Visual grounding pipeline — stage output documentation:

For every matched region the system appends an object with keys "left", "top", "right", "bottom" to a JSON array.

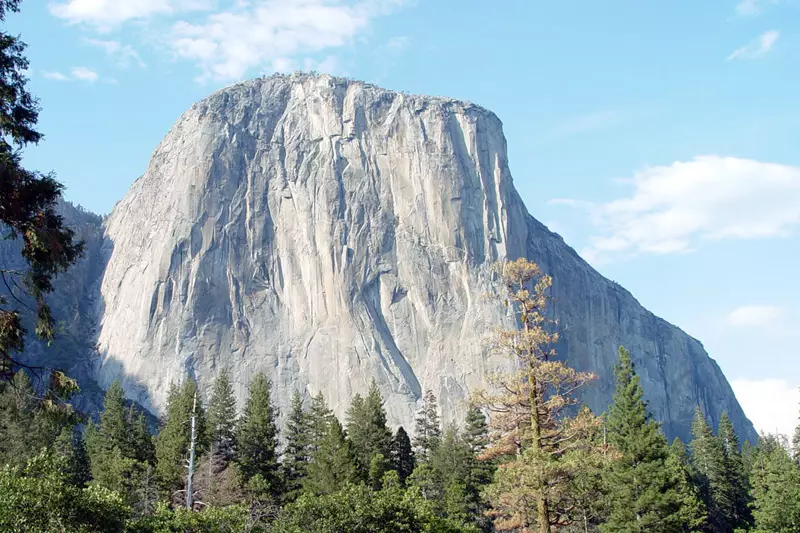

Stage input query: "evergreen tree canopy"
[
  {"left": 303, "top": 417, "right": 357, "bottom": 496},
  {"left": 690, "top": 407, "right": 731, "bottom": 533},
  {"left": 413, "top": 389, "right": 442, "bottom": 461},
  {"left": 390, "top": 426, "right": 415, "bottom": 484},
  {"left": 307, "top": 391, "right": 335, "bottom": 452},
  {"left": 0, "top": 0, "right": 82, "bottom": 388},
  {"left": 0, "top": 370, "right": 61, "bottom": 465},
  {"left": 206, "top": 369, "right": 237, "bottom": 464},
  {"left": 154, "top": 379, "right": 207, "bottom": 498},
  {"left": 281, "top": 390, "right": 311, "bottom": 502},
  {"left": 236, "top": 373, "right": 281, "bottom": 497},
  {"left": 346, "top": 380, "right": 392, "bottom": 483},
  {"left": 601, "top": 346, "right": 703, "bottom": 533},
  {"left": 54, "top": 424, "right": 91, "bottom": 487},
  {"left": 749, "top": 434, "right": 800, "bottom": 532},
  {"left": 717, "top": 412, "right": 752, "bottom": 530}
]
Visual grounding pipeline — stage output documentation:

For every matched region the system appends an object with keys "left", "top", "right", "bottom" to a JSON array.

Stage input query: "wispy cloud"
[
  {"left": 85, "top": 38, "right": 146, "bottom": 67},
  {"left": 550, "top": 110, "right": 625, "bottom": 139},
  {"left": 50, "top": 0, "right": 410, "bottom": 83},
  {"left": 731, "top": 378, "right": 799, "bottom": 437},
  {"left": 727, "top": 30, "right": 780, "bottom": 61},
  {"left": 49, "top": 0, "right": 213, "bottom": 30},
  {"left": 550, "top": 156, "right": 800, "bottom": 264},
  {"left": 43, "top": 66, "right": 100, "bottom": 82},
  {"left": 736, "top": 0, "right": 781, "bottom": 17},
  {"left": 727, "top": 305, "right": 787, "bottom": 328}
]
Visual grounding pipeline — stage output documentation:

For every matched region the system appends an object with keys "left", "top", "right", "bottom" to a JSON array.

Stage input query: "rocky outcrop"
[{"left": 12, "top": 73, "right": 754, "bottom": 442}]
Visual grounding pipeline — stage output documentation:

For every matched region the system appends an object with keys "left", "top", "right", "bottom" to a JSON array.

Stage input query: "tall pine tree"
[
  {"left": 303, "top": 416, "right": 357, "bottom": 496},
  {"left": 206, "top": 369, "right": 237, "bottom": 464},
  {"left": 390, "top": 426, "right": 415, "bottom": 484},
  {"left": 414, "top": 389, "right": 442, "bottom": 461},
  {"left": 690, "top": 407, "right": 730, "bottom": 533},
  {"left": 717, "top": 412, "right": 752, "bottom": 530},
  {"left": 282, "top": 390, "right": 311, "bottom": 502},
  {"left": 346, "top": 380, "right": 392, "bottom": 485},
  {"left": 749, "top": 434, "right": 800, "bottom": 532},
  {"left": 236, "top": 372, "right": 281, "bottom": 497},
  {"left": 602, "top": 347, "right": 704, "bottom": 533},
  {"left": 154, "top": 379, "right": 207, "bottom": 500}
]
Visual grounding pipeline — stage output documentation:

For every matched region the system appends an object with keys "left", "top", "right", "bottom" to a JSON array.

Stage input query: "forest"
[
  {"left": 1, "top": 0, "right": 800, "bottom": 531},
  {"left": 2, "top": 260, "right": 800, "bottom": 532}
]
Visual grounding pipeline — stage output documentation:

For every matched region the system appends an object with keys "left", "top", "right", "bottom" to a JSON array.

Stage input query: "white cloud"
[
  {"left": 170, "top": 1, "right": 404, "bottom": 82},
  {"left": 70, "top": 66, "right": 100, "bottom": 82},
  {"left": 49, "top": 0, "right": 212, "bottom": 30},
  {"left": 44, "top": 71, "right": 70, "bottom": 81},
  {"left": 551, "top": 156, "right": 800, "bottom": 263},
  {"left": 50, "top": 0, "right": 407, "bottom": 82},
  {"left": 731, "top": 378, "right": 799, "bottom": 437},
  {"left": 727, "top": 305, "right": 787, "bottom": 327},
  {"left": 727, "top": 30, "right": 780, "bottom": 61},
  {"left": 85, "top": 38, "right": 146, "bottom": 67},
  {"left": 736, "top": 0, "right": 780, "bottom": 17},
  {"left": 43, "top": 67, "right": 100, "bottom": 82}
]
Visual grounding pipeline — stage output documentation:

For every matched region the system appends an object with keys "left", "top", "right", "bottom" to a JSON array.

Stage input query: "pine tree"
[
  {"left": 601, "top": 347, "right": 703, "bottom": 533},
  {"left": 303, "top": 417, "right": 357, "bottom": 496},
  {"left": 307, "top": 391, "right": 335, "bottom": 451},
  {"left": 668, "top": 438, "right": 707, "bottom": 533},
  {"left": 717, "top": 412, "right": 752, "bottom": 530},
  {"left": 0, "top": 370, "right": 61, "bottom": 465},
  {"left": 207, "top": 369, "right": 237, "bottom": 463},
  {"left": 390, "top": 426, "right": 415, "bottom": 483},
  {"left": 462, "top": 404, "right": 493, "bottom": 500},
  {"left": 54, "top": 425, "right": 91, "bottom": 486},
  {"left": 414, "top": 389, "right": 442, "bottom": 461},
  {"left": 0, "top": 0, "right": 83, "bottom": 390},
  {"left": 282, "top": 390, "right": 311, "bottom": 502},
  {"left": 85, "top": 379, "right": 155, "bottom": 502},
  {"left": 98, "top": 381, "right": 132, "bottom": 457},
  {"left": 749, "top": 434, "right": 800, "bottom": 532},
  {"left": 476, "top": 259, "right": 599, "bottom": 533},
  {"left": 345, "top": 380, "right": 392, "bottom": 484},
  {"left": 236, "top": 372, "right": 281, "bottom": 497},
  {"left": 128, "top": 404, "right": 155, "bottom": 465},
  {"left": 154, "top": 379, "right": 207, "bottom": 500},
  {"left": 690, "top": 407, "right": 730, "bottom": 533}
]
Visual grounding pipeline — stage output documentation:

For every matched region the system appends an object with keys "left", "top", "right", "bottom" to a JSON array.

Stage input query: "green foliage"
[
  {"left": 155, "top": 379, "right": 207, "bottom": 499},
  {"left": 281, "top": 390, "right": 310, "bottom": 502},
  {"left": 717, "top": 412, "right": 752, "bottom": 530},
  {"left": 303, "top": 417, "right": 357, "bottom": 495},
  {"left": 307, "top": 391, "right": 335, "bottom": 451},
  {"left": 601, "top": 347, "right": 704, "bottom": 532},
  {"left": 748, "top": 434, "right": 800, "bottom": 532},
  {"left": 690, "top": 407, "right": 732, "bottom": 533},
  {"left": 0, "top": 370, "right": 62, "bottom": 465},
  {"left": 236, "top": 373, "right": 280, "bottom": 496},
  {"left": 0, "top": 0, "right": 83, "bottom": 384},
  {"left": 346, "top": 380, "right": 393, "bottom": 483},
  {"left": 0, "top": 450, "right": 129, "bottom": 533},
  {"left": 128, "top": 501, "right": 254, "bottom": 533},
  {"left": 54, "top": 425, "right": 91, "bottom": 486},
  {"left": 413, "top": 389, "right": 442, "bottom": 462},
  {"left": 390, "top": 426, "right": 415, "bottom": 483},
  {"left": 276, "top": 474, "right": 477, "bottom": 533},
  {"left": 207, "top": 369, "right": 237, "bottom": 464}
]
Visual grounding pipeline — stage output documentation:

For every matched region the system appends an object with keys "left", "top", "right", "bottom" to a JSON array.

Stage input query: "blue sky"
[{"left": 12, "top": 0, "right": 800, "bottom": 436}]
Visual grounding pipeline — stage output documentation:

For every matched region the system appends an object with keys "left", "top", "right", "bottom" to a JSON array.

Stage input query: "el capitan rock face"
[{"left": 16, "top": 73, "right": 755, "bottom": 442}]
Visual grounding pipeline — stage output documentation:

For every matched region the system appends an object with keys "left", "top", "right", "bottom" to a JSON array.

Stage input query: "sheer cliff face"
[{"left": 88, "top": 73, "right": 753, "bottom": 441}]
